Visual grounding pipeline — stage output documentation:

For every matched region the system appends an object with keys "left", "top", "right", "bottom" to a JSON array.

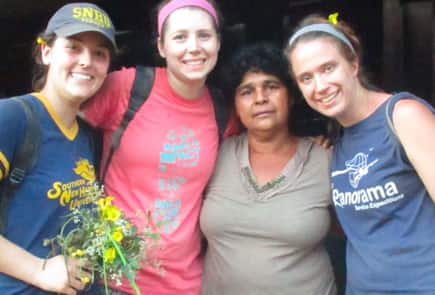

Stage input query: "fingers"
[
  {"left": 33, "top": 255, "right": 89, "bottom": 294},
  {"left": 68, "top": 275, "right": 87, "bottom": 291},
  {"left": 309, "top": 135, "right": 333, "bottom": 149},
  {"left": 62, "top": 286, "right": 78, "bottom": 295},
  {"left": 67, "top": 258, "right": 93, "bottom": 290}
]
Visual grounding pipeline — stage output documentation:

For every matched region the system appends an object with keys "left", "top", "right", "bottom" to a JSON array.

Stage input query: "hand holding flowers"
[
  {"left": 30, "top": 254, "right": 88, "bottom": 294},
  {"left": 44, "top": 184, "right": 161, "bottom": 295}
]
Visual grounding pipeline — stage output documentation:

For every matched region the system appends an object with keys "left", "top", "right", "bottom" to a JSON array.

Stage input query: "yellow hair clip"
[
  {"left": 328, "top": 12, "right": 339, "bottom": 25},
  {"left": 36, "top": 37, "right": 46, "bottom": 45}
]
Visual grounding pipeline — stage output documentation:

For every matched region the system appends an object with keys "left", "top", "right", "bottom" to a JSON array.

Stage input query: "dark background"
[
  {"left": 0, "top": 0, "right": 432, "bottom": 101},
  {"left": 0, "top": 1, "right": 432, "bottom": 293}
]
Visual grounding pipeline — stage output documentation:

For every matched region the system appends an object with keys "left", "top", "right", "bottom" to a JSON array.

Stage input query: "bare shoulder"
[
  {"left": 393, "top": 98, "right": 434, "bottom": 126},
  {"left": 392, "top": 98, "right": 435, "bottom": 145}
]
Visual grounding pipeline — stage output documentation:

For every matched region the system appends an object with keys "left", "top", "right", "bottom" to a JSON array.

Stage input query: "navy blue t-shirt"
[
  {"left": 331, "top": 92, "right": 435, "bottom": 294},
  {"left": 0, "top": 94, "right": 98, "bottom": 294}
]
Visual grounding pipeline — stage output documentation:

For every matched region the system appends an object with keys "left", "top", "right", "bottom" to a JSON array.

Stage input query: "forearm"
[
  {"left": 0, "top": 235, "right": 85, "bottom": 294},
  {"left": 0, "top": 235, "right": 44, "bottom": 288}
]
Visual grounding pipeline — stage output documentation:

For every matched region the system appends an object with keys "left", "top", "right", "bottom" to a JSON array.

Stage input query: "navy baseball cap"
[{"left": 45, "top": 2, "right": 117, "bottom": 50}]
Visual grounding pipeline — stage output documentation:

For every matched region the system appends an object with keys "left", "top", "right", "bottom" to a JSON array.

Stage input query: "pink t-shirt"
[{"left": 83, "top": 67, "right": 219, "bottom": 294}]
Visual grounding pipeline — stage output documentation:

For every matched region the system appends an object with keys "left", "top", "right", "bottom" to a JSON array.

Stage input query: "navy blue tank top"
[{"left": 331, "top": 92, "right": 435, "bottom": 294}]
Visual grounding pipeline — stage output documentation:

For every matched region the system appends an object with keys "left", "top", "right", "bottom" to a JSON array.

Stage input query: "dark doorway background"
[
  {"left": 0, "top": 0, "right": 432, "bottom": 100},
  {"left": 0, "top": 1, "right": 432, "bottom": 294},
  {"left": 3, "top": 0, "right": 429, "bottom": 140}
]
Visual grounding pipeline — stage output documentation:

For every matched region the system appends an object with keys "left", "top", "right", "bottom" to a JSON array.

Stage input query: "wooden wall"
[
  {"left": 0, "top": 0, "right": 432, "bottom": 102},
  {"left": 383, "top": 0, "right": 433, "bottom": 102}
]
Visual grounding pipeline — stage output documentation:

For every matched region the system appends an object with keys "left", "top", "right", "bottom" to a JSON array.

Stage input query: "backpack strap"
[
  {"left": 6, "top": 97, "right": 41, "bottom": 185},
  {"left": 0, "top": 96, "right": 40, "bottom": 232},
  {"left": 209, "top": 86, "right": 229, "bottom": 141},
  {"left": 100, "top": 67, "right": 228, "bottom": 182},
  {"left": 385, "top": 97, "right": 396, "bottom": 137},
  {"left": 77, "top": 116, "right": 102, "bottom": 180},
  {"left": 101, "top": 66, "right": 155, "bottom": 182},
  {"left": 385, "top": 92, "right": 430, "bottom": 138}
]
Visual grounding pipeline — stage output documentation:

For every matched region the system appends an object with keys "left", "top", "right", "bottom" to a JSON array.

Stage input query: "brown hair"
[
  {"left": 285, "top": 14, "right": 376, "bottom": 90},
  {"left": 31, "top": 32, "right": 57, "bottom": 91}
]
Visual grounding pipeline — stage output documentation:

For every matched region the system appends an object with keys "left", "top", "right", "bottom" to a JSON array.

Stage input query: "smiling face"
[
  {"left": 41, "top": 31, "right": 111, "bottom": 107},
  {"left": 289, "top": 37, "right": 359, "bottom": 125},
  {"left": 235, "top": 70, "right": 290, "bottom": 134},
  {"left": 157, "top": 7, "right": 220, "bottom": 89}
]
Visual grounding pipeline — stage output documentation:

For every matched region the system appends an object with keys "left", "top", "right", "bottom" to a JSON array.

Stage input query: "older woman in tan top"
[{"left": 200, "top": 43, "right": 336, "bottom": 295}]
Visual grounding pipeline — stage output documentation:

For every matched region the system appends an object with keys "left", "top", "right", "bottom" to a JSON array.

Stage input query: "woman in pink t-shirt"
[{"left": 83, "top": 1, "right": 223, "bottom": 294}]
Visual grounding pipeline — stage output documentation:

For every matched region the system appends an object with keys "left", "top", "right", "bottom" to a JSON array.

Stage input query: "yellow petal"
[
  {"left": 104, "top": 247, "right": 116, "bottom": 263},
  {"left": 112, "top": 231, "right": 124, "bottom": 242},
  {"left": 328, "top": 12, "right": 339, "bottom": 25}
]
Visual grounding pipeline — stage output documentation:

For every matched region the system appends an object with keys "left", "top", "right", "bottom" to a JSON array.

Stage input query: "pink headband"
[{"left": 158, "top": 0, "right": 219, "bottom": 35}]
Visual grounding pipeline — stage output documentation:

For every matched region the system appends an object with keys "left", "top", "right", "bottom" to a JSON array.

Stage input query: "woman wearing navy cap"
[{"left": 0, "top": 3, "right": 116, "bottom": 294}]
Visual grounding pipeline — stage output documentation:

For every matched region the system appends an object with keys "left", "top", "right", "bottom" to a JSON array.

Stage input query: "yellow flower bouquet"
[{"left": 44, "top": 184, "right": 160, "bottom": 295}]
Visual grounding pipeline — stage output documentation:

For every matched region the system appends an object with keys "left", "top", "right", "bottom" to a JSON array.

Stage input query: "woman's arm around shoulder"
[
  {"left": 81, "top": 67, "right": 137, "bottom": 129},
  {"left": 393, "top": 98, "right": 435, "bottom": 202}
]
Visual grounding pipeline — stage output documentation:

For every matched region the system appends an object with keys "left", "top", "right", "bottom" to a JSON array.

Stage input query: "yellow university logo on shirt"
[
  {"left": 72, "top": 7, "right": 113, "bottom": 29},
  {"left": 47, "top": 159, "right": 97, "bottom": 209}
]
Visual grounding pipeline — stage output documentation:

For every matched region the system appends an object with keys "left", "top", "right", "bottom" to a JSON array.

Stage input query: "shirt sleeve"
[
  {"left": 0, "top": 99, "right": 27, "bottom": 181},
  {"left": 82, "top": 67, "right": 137, "bottom": 131}
]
